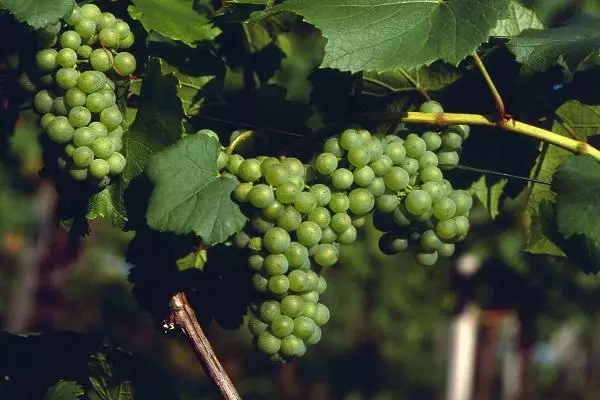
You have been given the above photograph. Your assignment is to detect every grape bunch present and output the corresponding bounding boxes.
[21,3,135,187]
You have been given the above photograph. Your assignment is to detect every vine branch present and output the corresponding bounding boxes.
[168,292,241,400]
[473,52,506,118]
[396,112,600,161]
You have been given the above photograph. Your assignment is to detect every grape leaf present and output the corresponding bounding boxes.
[43,381,84,400]
[508,14,600,75]
[553,155,600,243]
[0,0,74,29]
[146,134,247,244]
[490,1,543,38]
[86,188,127,227]
[268,0,510,72]
[161,62,216,117]
[363,62,462,95]
[525,100,600,255]
[128,0,220,47]
[467,176,507,219]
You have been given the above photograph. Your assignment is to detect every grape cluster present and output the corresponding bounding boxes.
[21,4,135,186]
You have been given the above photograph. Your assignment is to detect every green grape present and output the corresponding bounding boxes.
[18,72,37,92]
[323,137,344,157]
[330,212,351,233]
[306,326,322,345]
[310,184,331,206]
[378,232,409,255]
[277,206,302,231]
[98,12,117,30]
[376,193,400,213]
[353,166,375,187]
[351,215,366,228]
[234,231,250,248]
[438,243,455,258]
[264,164,288,187]
[280,335,306,357]
[252,273,268,292]
[280,295,304,318]
[65,87,86,108]
[40,113,55,129]
[114,20,131,40]
[77,44,93,59]
[65,6,82,25]
[99,28,120,48]
[89,121,108,137]
[348,188,375,215]
[217,151,228,170]
[436,219,457,240]
[448,124,470,140]
[271,315,294,338]
[383,166,409,191]
[357,128,371,142]
[227,154,244,175]
[90,48,113,72]
[263,227,291,254]
[328,192,349,213]
[72,146,94,168]
[284,242,309,269]
[64,143,76,157]
[47,116,74,143]
[293,316,316,341]
[248,254,264,272]
[307,207,331,229]
[416,251,439,266]
[100,106,122,130]
[107,126,123,138]
[89,158,110,179]
[369,137,384,159]
[338,225,357,245]
[288,270,309,292]
[113,52,137,75]
[320,227,337,244]
[421,230,442,252]
[339,128,363,150]
[78,70,105,93]
[36,49,58,71]
[331,168,354,190]
[420,165,443,183]
[421,131,442,151]
[370,155,393,176]
[418,151,438,168]
[248,236,262,252]
[238,159,262,182]
[433,197,457,221]
[268,275,290,295]
[80,3,102,21]
[384,141,406,164]
[34,90,54,114]
[296,221,322,247]
[393,203,413,227]
[311,304,330,326]
[449,190,473,215]
[314,153,338,175]
[264,254,289,276]
[347,147,371,168]
[68,106,92,127]
[439,179,454,197]
[251,215,274,234]
[441,131,463,151]
[248,317,268,336]
[404,134,427,158]
[281,158,304,177]
[405,190,432,216]
[294,192,318,214]
[419,100,444,113]
[315,276,327,294]
[263,201,284,220]
[288,176,304,191]
[422,181,444,202]
[367,177,386,197]
[56,67,79,89]
[91,137,115,159]
[438,151,460,170]
[56,48,78,68]
[248,184,275,209]
[69,166,88,181]
[304,271,319,290]
[107,152,126,175]
[119,31,135,49]
[260,300,281,323]
[52,97,68,116]
[454,215,470,237]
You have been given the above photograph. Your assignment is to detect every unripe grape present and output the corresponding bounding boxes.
[113,52,137,76]
[338,225,357,244]
[264,254,289,276]
[248,317,268,336]
[92,137,115,159]
[441,131,463,151]
[419,100,444,113]
[313,244,338,267]
[405,190,432,216]
[328,192,349,213]
[90,48,113,72]
[296,221,322,247]
[268,275,290,295]
[347,147,371,168]
[263,227,291,254]
[383,166,409,191]
[271,315,294,338]
[378,232,409,254]
[438,151,460,170]
[73,127,95,147]
[69,166,89,181]
[421,131,442,151]
[384,141,406,164]
[252,274,268,292]
[107,152,126,175]
[65,6,82,25]
[238,159,262,182]
[275,182,300,204]
[68,106,92,127]
[56,48,78,68]
[348,188,375,215]
[77,44,93,59]
[310,184,331,206]
[85,92,107,113]
[99,28,120,48]
[331,168,354,190]
[40,113,55,129]
[284,242,309,269]
[55,67,79,89]
[277,206,302,231]
[293,316,316,341]
[100,106,122,130]
[78,70,105,93]
[367,177,386,197]
[306,325,322,345]
[280,295,304,318]
[416,251,439,266]
[404,134,427,158]
[72,146,95,167]
[114,20,131,40]
[280,335,305,357]
[89,121,108,137]
[323,137,344,157]
[314,153,337,175]
[119,32,135,49]
[339,128,363,150]
[47,116,74,143]
[36,49,58,71]
[89,158,110,179]
[248,184,275,209]
[34,90,55,114]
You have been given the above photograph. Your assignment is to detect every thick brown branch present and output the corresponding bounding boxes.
[169,292,241,400]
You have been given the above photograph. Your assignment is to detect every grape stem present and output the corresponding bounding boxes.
[226,129,253,155]
[168,292,242,400]
[472,52,506,119]
[398,112,600,161]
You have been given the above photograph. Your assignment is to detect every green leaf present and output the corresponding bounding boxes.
[176,246,208,271]
[128,0,220,47]
[0,0,74,29]
[146,134,247,244]
[490,1,543,38]
[553,155,600,243]
[86,188,127,227]
[161,62,216,117]
[507,14,600,75]
[467,176,507,219]
[270,0,510,72]
[43,381,84,400]
[363,62,462,95]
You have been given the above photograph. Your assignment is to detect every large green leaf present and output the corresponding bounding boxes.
[363,62,462,95]
[269,0,510,72]
[490,1,543,38]
[43,381,84,400]
[146,134,247,245]
[0,0,74,29]
[508,14,600,75]
[128,0,220,47]
[525,100,600,255]
[553,155,600,243]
